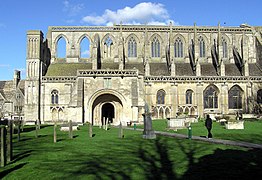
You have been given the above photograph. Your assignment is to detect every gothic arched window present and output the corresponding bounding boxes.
[51,90,59,104]
[204,86,218,108]
[228,86,242,109]
[222,37,228,58]
[157,89,165,104]
[174,37,183,58]
[198,36,206,58]
[128,37,137,57]
[186,90,193,104]
[104,36,113,58]
[56,36,66,58]
[80,37,90,58]
[257,89,262,104]
[151,37,160,58]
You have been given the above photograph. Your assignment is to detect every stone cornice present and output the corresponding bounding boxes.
[77,69,139,77]
[50,25,252,33]
[42,77,76,83]
[144,76,262,83]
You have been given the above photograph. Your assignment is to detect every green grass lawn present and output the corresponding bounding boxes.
[0,124,262,179]
[146,119,262,144]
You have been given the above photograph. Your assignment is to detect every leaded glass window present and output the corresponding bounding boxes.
[204,86,218,108]
[128,37,137,57]
[151,37,160,58]
[157,89,165,104]
[228,86,242,109]
[257,89,262,104]
[174,37,183,58]
[186,90,193,104]
[51,90,59,104]
[199,36,206,58]
[222,37,228,58]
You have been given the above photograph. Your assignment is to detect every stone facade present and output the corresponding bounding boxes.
[4,23,262,125]
[0,70,25,120]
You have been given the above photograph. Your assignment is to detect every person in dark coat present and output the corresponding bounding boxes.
[205,114,213,138]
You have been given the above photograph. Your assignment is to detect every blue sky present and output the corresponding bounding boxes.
[0,0,261,80]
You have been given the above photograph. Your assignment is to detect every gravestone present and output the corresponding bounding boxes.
[7,120,13,162]
[1,126,7,167]
[89,123,93,138]
[142,103,156,139]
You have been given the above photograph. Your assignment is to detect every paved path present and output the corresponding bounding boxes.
[125,127,262,149]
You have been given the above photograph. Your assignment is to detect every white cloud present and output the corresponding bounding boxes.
[81,50,90,57]
[63,0,84,16]
[82,2,177,26]
[0,64,10,68]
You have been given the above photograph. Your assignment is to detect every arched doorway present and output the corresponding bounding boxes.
[91,93,123,125]
[102,103,115,124]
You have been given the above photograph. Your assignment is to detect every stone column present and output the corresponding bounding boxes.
[196,82,204,117]
[221,83,229,115]
[220,60,225,76]
[171,83,178,117]
[132,106,138,122]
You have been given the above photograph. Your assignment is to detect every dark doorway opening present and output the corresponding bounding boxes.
[102,103,114,124]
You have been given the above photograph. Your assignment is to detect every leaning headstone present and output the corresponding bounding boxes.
[89,123,93,138]
[142,103,156,139]
[105,118,108,130]
[119,122,123,138]
[7,120,13,162]
[69,120,73,139]
[17,120,21,141]
[35,120,38,138]
[54,122,57,143]
[1,126,7,167]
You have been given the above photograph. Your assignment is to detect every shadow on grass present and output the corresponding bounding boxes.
[182,148,262,179]
[0,163,27,179]
[11,150,33,164]
[6,126,262,179]
[138,138,176,179]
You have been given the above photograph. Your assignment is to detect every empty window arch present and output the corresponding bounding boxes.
[56,36,66,58]
[80,37,90,58]
[104,36,113,58]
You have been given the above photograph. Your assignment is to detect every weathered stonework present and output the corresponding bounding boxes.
[5,23,262,125]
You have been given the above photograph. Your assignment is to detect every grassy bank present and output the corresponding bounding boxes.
[0,124,261,179]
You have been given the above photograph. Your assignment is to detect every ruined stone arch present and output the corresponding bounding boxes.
[77,34,92,59]
[54,34,69,58]
[101,33,116,58]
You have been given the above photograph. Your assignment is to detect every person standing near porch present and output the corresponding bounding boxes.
[205,114,213,138]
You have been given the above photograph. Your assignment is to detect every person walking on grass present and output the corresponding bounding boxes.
[205,114,213,139]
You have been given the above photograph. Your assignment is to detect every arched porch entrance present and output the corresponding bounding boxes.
[102,103,115,124]
[91,93,123,125]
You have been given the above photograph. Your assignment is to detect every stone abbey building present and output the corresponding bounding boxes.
[14,24,262,125]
